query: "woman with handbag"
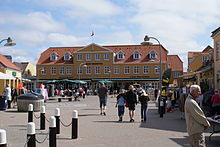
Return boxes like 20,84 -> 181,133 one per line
138,90 -> 150,122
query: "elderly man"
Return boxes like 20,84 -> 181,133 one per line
185,85 -> 210,147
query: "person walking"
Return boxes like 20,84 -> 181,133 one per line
125,85 -> 137,122
115,89 -> 126,122
211,89 -> 220,115
184,85 -> 210,147
98,83 -> 108,115
4,84 -> 12,109
138,89 -> 150,122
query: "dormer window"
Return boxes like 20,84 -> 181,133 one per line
116,51 -> 125,60
64,53 -> 71,60
50,52 -> 58,61
149,51 -> 157,60
133,51 -> 140,59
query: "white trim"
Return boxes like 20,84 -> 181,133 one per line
73,43 -> 113,53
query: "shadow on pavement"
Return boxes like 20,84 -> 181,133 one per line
139,108 -> 186,133
79,114 -> 100,117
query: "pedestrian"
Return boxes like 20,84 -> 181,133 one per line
138,89 -> 150,122
184,85 -> 210,147
125,85 -> 137,122
211,89 -> 220,115
11,86 -> 17,107
97,83 -> 108,115
115,89 -> 126,122
4,84 -> 12,109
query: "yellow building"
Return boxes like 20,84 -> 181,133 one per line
212,27 -> 220,90
37,43 -> 183,91
0,54 -> 22,94
185,46 -> 214,92
14,62 -> 36,90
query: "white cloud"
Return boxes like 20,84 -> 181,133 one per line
47,33 -> 86,46
128,0 -> 220,71
101,31 -> 134,45
35,0 -> 122,19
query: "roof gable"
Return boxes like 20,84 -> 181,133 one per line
74,43 -> 113,53
167,55 -> 183,71
0,54 -> 21,71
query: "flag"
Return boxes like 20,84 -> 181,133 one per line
91,31 -> 94,36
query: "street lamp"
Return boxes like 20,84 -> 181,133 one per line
141,35 -> 164,117
78,63 -> 87,80
0,37 -> 16,46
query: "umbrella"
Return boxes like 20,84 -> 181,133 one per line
0,72 -> 16,80
98,79 -> 113,83
45,80 -> 58,84
56,79 -> 75,83
73,80 -> 87,84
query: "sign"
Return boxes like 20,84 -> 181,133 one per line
12,72 -> 16,76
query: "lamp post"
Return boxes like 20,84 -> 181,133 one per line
141,35 -> 165,117
78,63 -> 87,80
0,37 -> 16,46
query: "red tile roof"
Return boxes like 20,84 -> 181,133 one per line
167,55 -> 183,71
0,54 -> 21,71
188,52 -> 201,59
202,45 -> 213,53
37,44 -> 169,65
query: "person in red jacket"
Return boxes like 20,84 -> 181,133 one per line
211,89 -> 220,115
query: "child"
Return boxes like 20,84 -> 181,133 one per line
138,90 -> 150,122
116,89 -> 126,122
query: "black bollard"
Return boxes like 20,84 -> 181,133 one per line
40,106 -> 46,130
54,108 -> 60,134
27,122 -> 36,147
28,104 -> 33,122
72,110 -> 78,139
0,129 -> 7,147
49,116 -> 56,147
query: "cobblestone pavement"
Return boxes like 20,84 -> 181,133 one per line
0,95 -> 219,147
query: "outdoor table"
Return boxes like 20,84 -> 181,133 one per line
207,116 -> 220,140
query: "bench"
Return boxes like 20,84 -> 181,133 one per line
57,97 -> 73,102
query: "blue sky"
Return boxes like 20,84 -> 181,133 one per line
0,0 -> 220,71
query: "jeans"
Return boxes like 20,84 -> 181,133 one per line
118,106 -> 125,116
141,104 -> 148,121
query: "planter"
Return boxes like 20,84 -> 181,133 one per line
17,93 -> 44,112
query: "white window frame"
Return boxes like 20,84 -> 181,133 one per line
60,67 -> 65,75
143,66 -> 149,74
133,65 -> 139,74
124,66 -> 130,74
104,66 -> 110,74
86,66 -> 91,74
41,67 -> 46,75
114,66 -> 120,74
104,54 -> 110,60
77,66 -> 82,74
155,65 -> 160,74
66,67 -> 72,75
77,54 -> 83,61
64,53 -> 71,60
51,67 -> 56,75
150,51 -> 157,60
50,53 -> 57,61
133,52 -> 140,59
95,54 -> 100,61
95,66 -> 100,74
86,54 -> 91,61
117,53 -> 124,60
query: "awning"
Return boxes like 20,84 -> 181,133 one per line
0,72 -> 16,80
